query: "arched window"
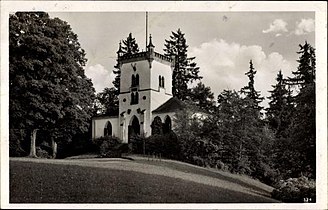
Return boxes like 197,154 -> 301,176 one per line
136,74 -> 139,86
163,116 -> 172,134
151,116 -> 163,135
159,75 -> 162,87
104,121 -> 112,136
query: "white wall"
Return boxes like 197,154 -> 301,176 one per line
117,54 -> 174,142
120,60 -> 151,93
92,117 -> 119,139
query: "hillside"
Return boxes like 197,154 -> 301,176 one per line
9,157 -> 279,203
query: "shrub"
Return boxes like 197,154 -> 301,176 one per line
36,146 -> 52,158
271,176 -> 316,203
9,129 -> 29,157
146,131 -> 180,159
94,136 -> 122,158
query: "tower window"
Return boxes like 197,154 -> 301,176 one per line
132,75 -> 136,87
161,76 -> 165,88
131,91 -> 139,105
159,75 -> 165,88
132,74 -> 139,87
136,74 -> 139,86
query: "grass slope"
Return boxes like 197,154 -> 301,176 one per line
10,158 -> 278,203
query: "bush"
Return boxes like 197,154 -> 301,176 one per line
145,131 -> 180,159
271,176 -> 316,203
9,129 -> 29,157
36,146 -> 52,158
94,136 -> 122,158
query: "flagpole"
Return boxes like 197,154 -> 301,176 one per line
146,11 -> 148,50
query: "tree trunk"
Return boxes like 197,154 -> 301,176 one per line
51,137 -> 57,159
29,129 -> 38,158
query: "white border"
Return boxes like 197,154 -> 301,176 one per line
1,1 -> 327,209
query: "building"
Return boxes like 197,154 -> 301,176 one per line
92,35 -> 184,143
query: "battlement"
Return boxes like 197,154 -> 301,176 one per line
118,51 -> 172,65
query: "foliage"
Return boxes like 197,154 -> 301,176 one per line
282,41 -> 316,178
266,70 -> 294,138
9,129 -> 29,156
271,176 -> 316,203
189,82 -> 215,113
164,29 -> 202,100
95,87 -> 119,116
288,41 -> 315,86
9,12 -> 95,157
93,136 -> 122,158
240,60 -> 264,111
146,132 -> 180,159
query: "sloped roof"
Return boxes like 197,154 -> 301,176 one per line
152,97 -> 185,114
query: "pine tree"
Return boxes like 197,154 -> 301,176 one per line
288,41 -> 315,86
266,70 -> 294,138
164,29 -> 202,100
122,33 -> 139,55
112,33 -> 140,94
240,60 -> 264,110
287,41 -> 316,178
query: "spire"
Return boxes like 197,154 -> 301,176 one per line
116,41 -> 124,57
147,34 -> 155,49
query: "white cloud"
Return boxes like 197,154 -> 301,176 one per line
294,18 -> 315,35
85,64 -> 115,93
262,19 -> 288,34
190,39 -> 294,107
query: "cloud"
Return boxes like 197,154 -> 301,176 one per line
85,64 -> 115,93
294,18 -> 315,35
262,19 -> 288,34
190,39 -> 294,107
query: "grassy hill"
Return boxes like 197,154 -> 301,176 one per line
9,156 -> 279,203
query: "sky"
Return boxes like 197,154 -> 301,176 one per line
49,12 -> 315,107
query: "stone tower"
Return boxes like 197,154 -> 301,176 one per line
117,35 -> 174,143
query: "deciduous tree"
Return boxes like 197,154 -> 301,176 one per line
9,12 -> 95,158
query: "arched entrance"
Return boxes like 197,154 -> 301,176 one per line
104,121 -> 112,136
151,116 -> 163,135
163,116 -> 172,134
128,116 -> 140,140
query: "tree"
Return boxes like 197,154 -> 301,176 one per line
288,41 -> 315,86
241,60 -> 264,109
122,33 -> 139,55
266,70 -> 294,138
112,33 -> 140,94
164,29 -> 202,100
9,12 -> 95,158
95,87 -> 119,116
189,82 -> 215,112
287,42 -> 316,178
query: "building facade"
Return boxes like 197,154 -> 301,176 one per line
92,36 -> 183,143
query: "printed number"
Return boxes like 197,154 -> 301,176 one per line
303,197 -> 312,203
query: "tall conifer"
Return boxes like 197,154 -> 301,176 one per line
164,29 -> 202,100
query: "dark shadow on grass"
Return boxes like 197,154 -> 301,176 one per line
10,160 -> 278,203
135,159 -> 273,198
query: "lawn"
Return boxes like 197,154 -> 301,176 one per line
10,158 -> 278,203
